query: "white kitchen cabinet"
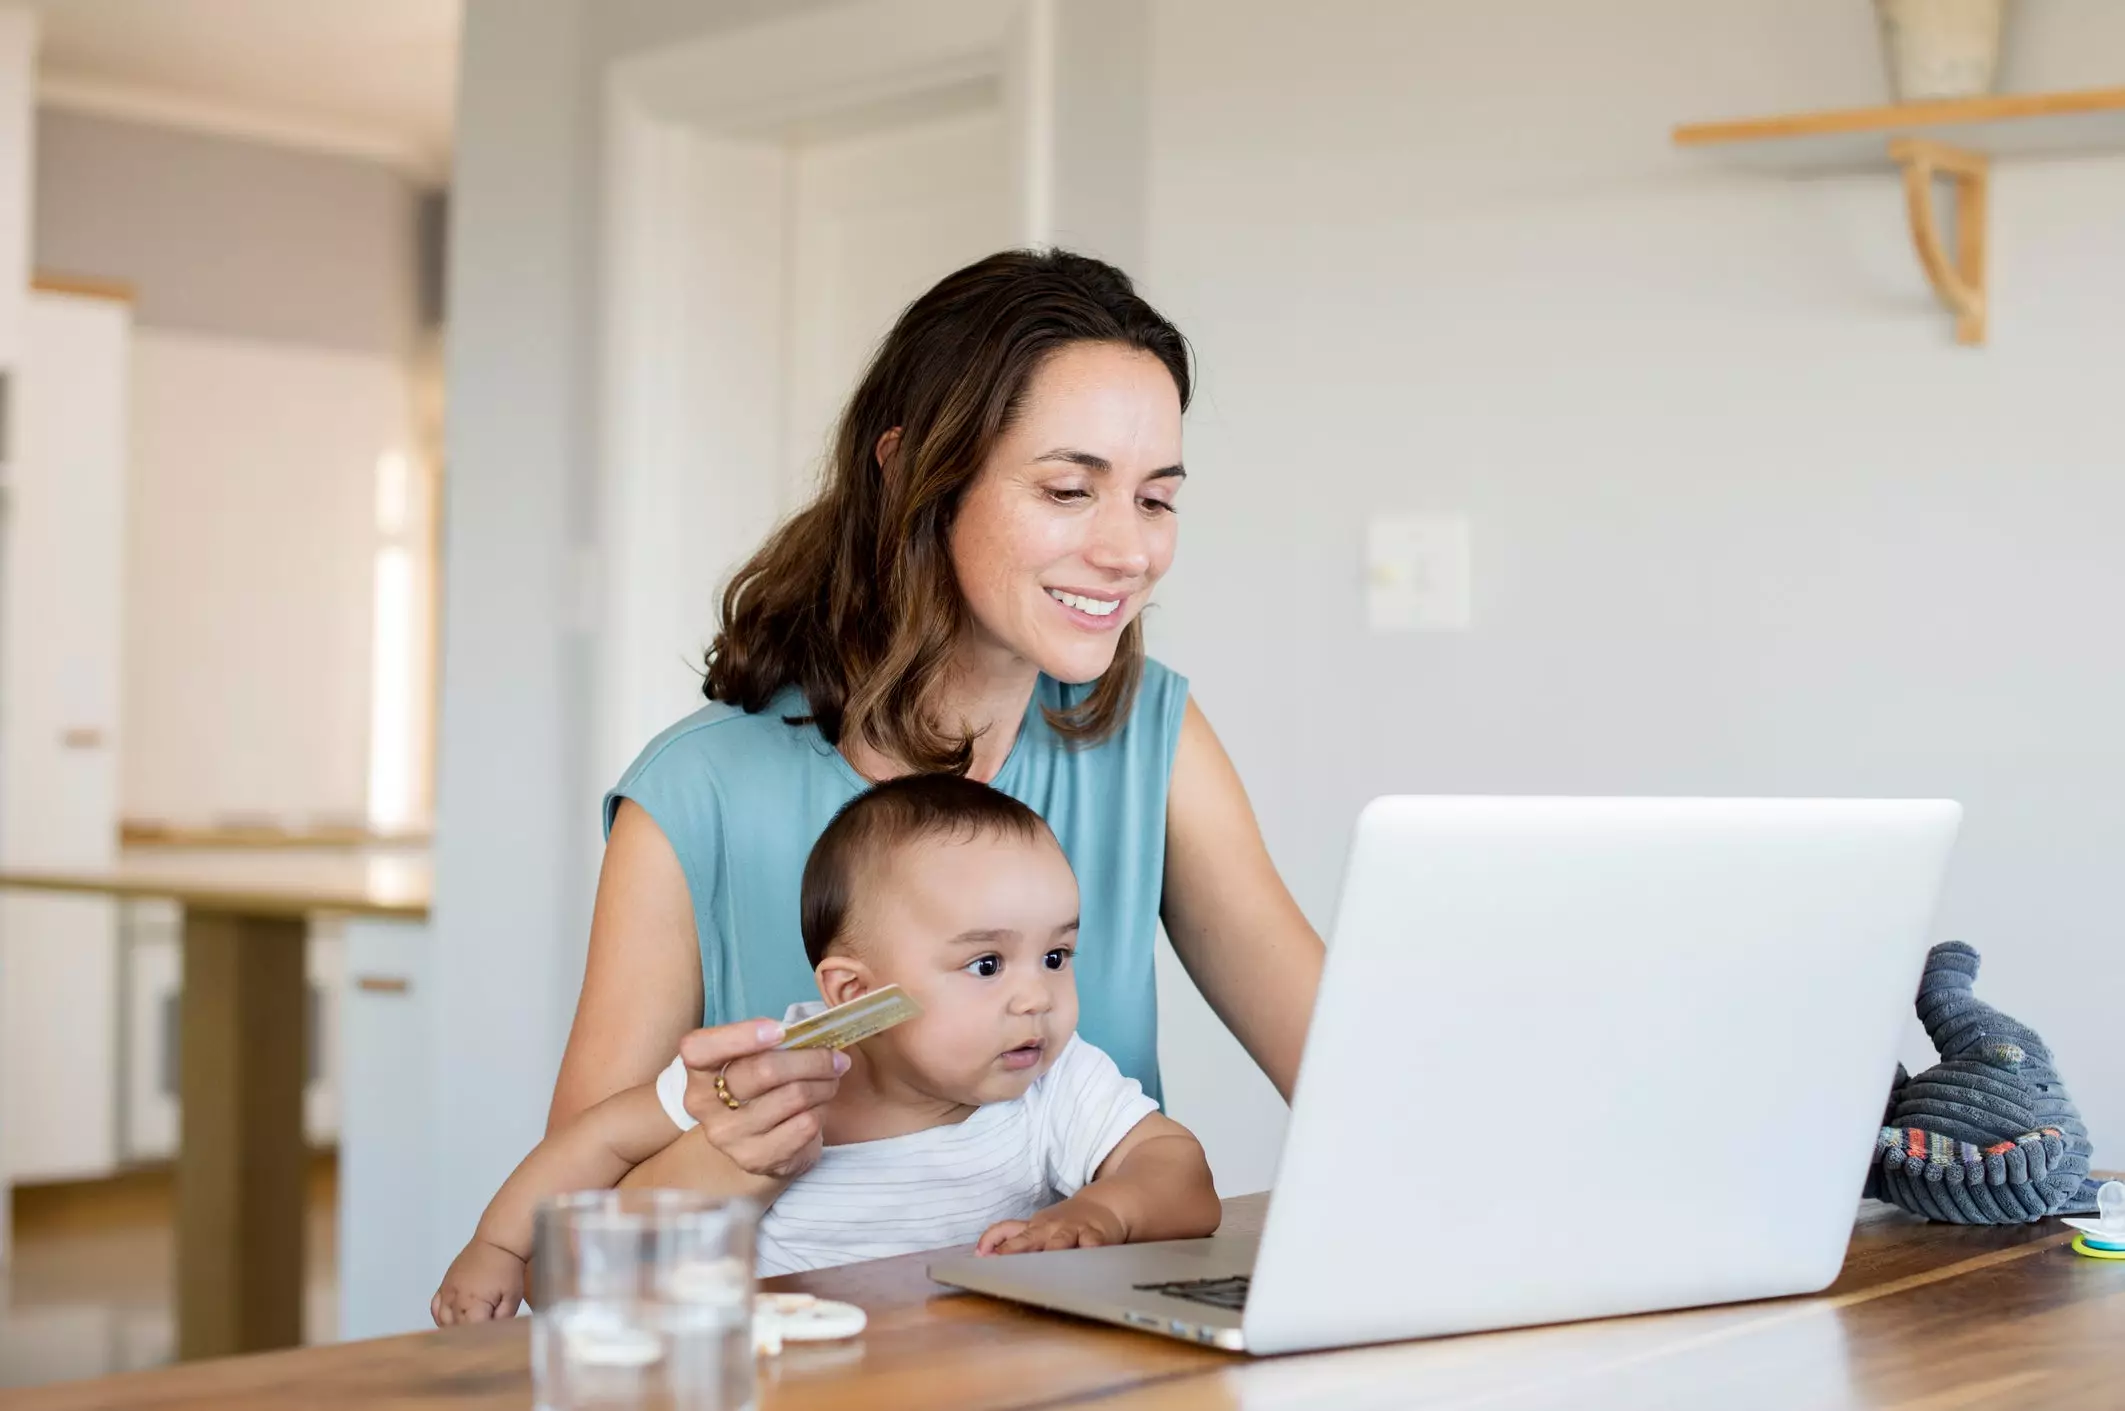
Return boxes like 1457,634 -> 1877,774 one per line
1,289 -> 132,1213
336,913 -> 437,1339
0,6 -> 34,1265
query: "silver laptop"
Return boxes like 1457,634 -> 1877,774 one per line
931,796 -> 1962,1355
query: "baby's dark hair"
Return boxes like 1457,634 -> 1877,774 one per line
800,774 -> 1052,968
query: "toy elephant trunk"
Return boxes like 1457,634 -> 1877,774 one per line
1868,941 -> 2098,1223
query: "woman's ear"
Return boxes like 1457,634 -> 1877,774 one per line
814,954 -> 874,1009
873,426 -> 903,471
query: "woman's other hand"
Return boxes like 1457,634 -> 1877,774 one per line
676,1020 -> 849,1179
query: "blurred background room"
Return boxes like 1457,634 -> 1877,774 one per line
1,0 -> 2120,1391
0,0 -> 449,1384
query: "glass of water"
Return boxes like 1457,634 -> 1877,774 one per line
532,1190 -> 759,1411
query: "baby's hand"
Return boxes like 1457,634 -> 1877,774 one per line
431,1239 -> 528,1326
977,1194 -> 1127,1256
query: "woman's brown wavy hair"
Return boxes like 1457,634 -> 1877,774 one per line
703,248 -> 1192,775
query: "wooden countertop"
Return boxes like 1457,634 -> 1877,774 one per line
13,1190 -> 2124,1410
0,848 -> 431,920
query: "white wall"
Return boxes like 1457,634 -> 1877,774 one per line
1143,0 -> 2125,1185
34,109 -> 427,357
431,0 -> 599,1249
123,329 -> 411,825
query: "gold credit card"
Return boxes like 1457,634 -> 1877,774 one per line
776,985 -> 924,1051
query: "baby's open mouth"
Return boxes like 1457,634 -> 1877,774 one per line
999,1038 -> 1046,1070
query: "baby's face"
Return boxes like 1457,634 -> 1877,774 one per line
834,828 -> 1081,1106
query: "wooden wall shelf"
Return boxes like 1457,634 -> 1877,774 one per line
1674,86 -> 2125,167
1672,87 -> 2125,345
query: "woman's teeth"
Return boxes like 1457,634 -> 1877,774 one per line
1048,589 -> 1120,618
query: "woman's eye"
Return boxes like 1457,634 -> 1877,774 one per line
1045,487 -> 1092,504
1138,496 -> 1176,515
966,954 -> 1002,978
1043,948 -> 1073,971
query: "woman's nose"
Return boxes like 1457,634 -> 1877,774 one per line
1085,496 -> 1151,577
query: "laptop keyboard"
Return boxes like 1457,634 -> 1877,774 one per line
1134,1275 -> 1251,1311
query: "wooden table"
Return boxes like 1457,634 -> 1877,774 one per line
12,1188 -> 2123,1409
0,850 -> 431,1362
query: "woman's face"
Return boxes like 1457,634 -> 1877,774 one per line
947,341 -> 1185,687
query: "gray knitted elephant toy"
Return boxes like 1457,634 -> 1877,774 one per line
1865,941 -> 2100,1223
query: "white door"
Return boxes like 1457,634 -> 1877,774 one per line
779,106 -> 1011,510
0,290 -> 130,1188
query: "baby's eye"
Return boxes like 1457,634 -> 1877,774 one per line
1043,948 -> 1073,971
966,954 -> 1002,978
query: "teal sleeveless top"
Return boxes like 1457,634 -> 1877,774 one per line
604,660 -> 1189,1103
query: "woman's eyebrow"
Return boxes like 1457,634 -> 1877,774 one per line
1034,448 -> 1186,479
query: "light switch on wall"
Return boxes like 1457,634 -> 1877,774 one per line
1365,515 -> 1471,632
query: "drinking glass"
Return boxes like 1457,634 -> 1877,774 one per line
532,1190 -> 758,1411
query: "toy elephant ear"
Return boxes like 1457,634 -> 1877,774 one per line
1913,940 -> 1989,1058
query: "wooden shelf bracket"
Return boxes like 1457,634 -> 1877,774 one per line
1887,137 -> 1988,345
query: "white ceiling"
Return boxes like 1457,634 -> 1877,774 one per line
24,0 -> 461,180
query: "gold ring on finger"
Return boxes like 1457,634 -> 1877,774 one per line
714,1063 -> 743,1111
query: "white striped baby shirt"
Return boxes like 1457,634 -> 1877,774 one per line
655,1006 -> 1159,1276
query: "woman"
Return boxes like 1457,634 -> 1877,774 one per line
550,249 -> 1323,1187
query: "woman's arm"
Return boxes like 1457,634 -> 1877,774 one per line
1160,699 -> 1325,1101
548,800 -> 705,1132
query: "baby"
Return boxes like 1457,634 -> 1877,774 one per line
433,773 -> 1220,1323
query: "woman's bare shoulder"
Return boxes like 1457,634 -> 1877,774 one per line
606,694 -> 827,835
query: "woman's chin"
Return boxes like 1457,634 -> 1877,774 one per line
1034,642 -> 1124,686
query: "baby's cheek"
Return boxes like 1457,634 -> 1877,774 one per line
895,1003 -> 992,1079
1053,976 -> 1080,1037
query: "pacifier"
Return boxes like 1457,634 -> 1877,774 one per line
2063,1180 -> 2125,1260
752,1292 -> 867,1356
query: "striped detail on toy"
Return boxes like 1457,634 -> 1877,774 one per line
1876,1125 -> 2062,1170
1871,1124 -> 2075,1223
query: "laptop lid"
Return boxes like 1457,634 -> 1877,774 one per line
1242,796 -> 1961,1356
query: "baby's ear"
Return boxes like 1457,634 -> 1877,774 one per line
813,954 -> 874,1009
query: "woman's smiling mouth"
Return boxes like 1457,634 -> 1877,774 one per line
1046,587 -> 1125,625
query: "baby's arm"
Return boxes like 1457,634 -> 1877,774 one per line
977,1113 -> 1222,1255
432,1084 -> 682,1325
